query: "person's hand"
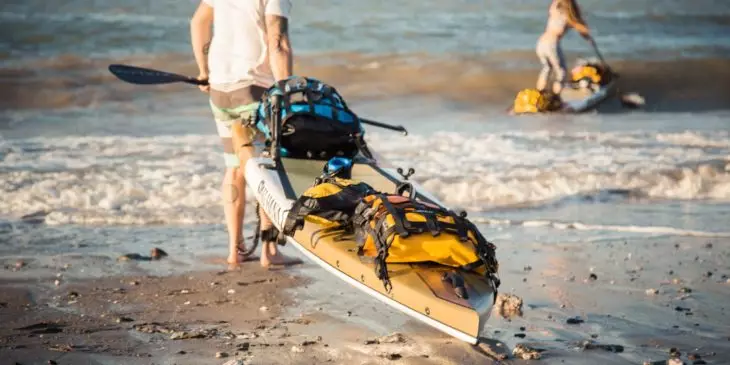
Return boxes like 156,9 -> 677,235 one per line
197,72 -> 210,93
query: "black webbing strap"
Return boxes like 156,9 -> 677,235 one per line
378,195 -> 410,237
373,223 -> 395,293
448,211 -> 469,242
424,212 -> 441,237
461,259 -> 485,272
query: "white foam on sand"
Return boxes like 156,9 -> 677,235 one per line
370,129 -> 730,209
1,129 -> 728,225
472,217 -> 730,238
0,135 -> 238,225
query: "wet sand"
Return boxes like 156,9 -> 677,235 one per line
2,234 -> 729,365
2,53 -> 729,114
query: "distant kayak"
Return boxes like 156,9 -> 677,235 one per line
509,58 -> 619,115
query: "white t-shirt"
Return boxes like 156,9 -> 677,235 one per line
203,0 -> 292,91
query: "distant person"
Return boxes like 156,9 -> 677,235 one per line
190,0 -> 301,268
536,0 -> 593,95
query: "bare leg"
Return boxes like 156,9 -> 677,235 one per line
224,166 -> 247,265
536,36 -> 565,94
536,38 -> 552,91
225,119 -> 255,267
537,64 -> 551,92
230,121 -> 301,268
551,43 -> 567,94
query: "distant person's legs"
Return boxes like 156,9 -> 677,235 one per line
536,38 -> 566,94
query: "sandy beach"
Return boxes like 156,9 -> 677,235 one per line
2,233 -> 729,365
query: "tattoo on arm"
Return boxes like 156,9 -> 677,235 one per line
266,15 -> 292,80
267,16 -> 289,51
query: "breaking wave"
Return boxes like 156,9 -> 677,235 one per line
1,129 -> 728,225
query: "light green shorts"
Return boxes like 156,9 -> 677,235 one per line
209,86 -> 266,168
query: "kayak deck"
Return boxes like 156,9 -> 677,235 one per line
277,158 -> 496,344
561,80 -> 617,112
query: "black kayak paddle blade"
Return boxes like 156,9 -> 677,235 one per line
108,64 -> 208,86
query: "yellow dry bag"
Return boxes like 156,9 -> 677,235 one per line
353,193 -> 499,292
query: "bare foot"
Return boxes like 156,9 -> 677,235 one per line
226,253 -> 259,266
227,241 -> 259,266
260,251 -> 303,268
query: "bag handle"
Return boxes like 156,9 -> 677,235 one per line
396,182 -> 416,199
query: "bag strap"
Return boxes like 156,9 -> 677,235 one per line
423,212 -> 441,237
373,220 -> 395,293
449,211 -> 470,242
378,195 -> 410,238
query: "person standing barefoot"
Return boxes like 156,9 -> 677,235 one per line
190,0 -> 302,269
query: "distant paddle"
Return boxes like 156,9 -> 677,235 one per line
107,64 -> 408,135
589,39 -> 609,71
588,40 -> 645,109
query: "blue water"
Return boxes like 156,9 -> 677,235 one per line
1,0 -> 730,66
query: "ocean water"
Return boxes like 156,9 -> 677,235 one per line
1,0 -> 729,272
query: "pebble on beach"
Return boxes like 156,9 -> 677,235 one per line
646,288 -> 659,295
493,293 -> 524,319
151,247 -> 168,259
566,317 -> 584,325
215,351 -> 228,358
512,344 -> 541,360
366,332 -> 406,345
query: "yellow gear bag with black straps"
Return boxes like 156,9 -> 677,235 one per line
283,177 -> 376,236
352,193 -> 500,292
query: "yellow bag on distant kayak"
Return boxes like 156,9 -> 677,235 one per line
571,65 -> 602,84
513,88 -> 561,114
353,193 -> 499,292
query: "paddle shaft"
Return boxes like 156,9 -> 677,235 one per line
361,118 -> 408,136
108,64 -> 408,135
589,39 -> 608,69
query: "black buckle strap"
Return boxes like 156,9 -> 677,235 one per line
448,210 -> 469,242
424,213 -> 441,237
373,232 -> 395,293
378,195 -> 410,238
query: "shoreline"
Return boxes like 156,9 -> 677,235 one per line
1,54 -> 729,114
